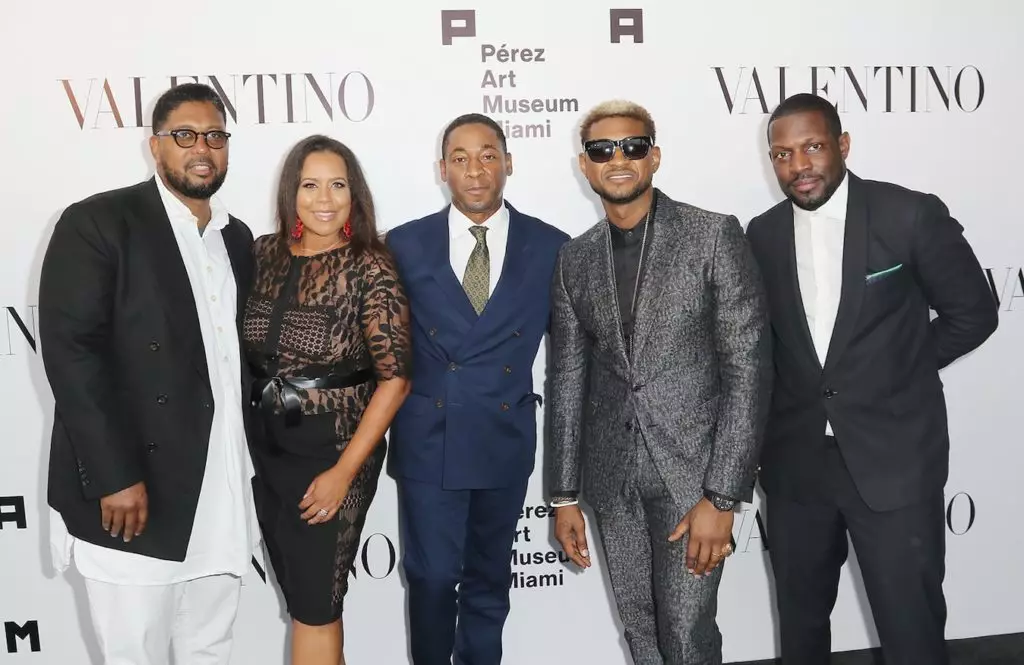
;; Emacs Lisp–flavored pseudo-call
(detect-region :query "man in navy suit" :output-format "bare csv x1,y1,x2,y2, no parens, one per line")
386,113,570,665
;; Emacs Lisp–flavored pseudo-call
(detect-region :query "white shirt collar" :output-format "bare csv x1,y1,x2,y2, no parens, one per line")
447,200,510,240
793,170,849,222
154,173,230,233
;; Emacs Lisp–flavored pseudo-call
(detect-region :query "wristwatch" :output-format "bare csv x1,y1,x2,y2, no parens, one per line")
703,489,737,512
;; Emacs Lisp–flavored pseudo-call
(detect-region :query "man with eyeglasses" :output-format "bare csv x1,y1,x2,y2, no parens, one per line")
40,82,260,664
547,99,771,664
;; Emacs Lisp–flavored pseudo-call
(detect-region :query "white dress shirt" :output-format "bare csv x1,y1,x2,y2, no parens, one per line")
448,201,510,295
793,172,849,437
49,175,261,585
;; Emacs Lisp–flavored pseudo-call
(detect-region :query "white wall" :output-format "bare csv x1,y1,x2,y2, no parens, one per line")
0,1,1019,661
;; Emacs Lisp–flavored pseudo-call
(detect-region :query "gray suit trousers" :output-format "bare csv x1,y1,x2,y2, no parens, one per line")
594,430,724,665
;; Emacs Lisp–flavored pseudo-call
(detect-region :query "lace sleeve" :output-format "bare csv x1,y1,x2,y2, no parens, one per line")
359,249,411,380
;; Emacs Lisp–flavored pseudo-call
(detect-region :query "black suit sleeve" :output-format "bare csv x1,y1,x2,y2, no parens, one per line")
912,194,998,369
39,206,142,500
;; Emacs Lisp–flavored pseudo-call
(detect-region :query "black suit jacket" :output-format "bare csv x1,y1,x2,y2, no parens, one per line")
746,172,997,512
39,177,255,561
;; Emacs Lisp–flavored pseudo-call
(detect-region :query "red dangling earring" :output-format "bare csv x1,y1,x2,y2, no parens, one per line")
342,217,352,239
291,217,304,240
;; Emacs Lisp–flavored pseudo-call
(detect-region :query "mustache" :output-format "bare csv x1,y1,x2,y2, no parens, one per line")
790,174,820,186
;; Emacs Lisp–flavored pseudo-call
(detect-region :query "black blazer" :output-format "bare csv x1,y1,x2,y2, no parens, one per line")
39,177,254,561
745,172,997,512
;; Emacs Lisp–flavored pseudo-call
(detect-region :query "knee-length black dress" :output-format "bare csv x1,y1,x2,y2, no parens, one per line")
242,234,410,626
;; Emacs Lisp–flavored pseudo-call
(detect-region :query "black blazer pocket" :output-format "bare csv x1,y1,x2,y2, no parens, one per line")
865,263,904,285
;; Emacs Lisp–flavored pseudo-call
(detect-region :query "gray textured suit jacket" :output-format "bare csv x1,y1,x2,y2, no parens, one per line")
548,189,771,513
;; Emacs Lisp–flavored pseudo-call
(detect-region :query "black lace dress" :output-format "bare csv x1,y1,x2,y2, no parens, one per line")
243,234,410,626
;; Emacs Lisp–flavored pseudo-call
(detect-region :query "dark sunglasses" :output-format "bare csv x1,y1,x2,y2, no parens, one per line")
583,136,654,163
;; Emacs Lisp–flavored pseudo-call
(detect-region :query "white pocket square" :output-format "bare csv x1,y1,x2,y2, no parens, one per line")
865,264,903,283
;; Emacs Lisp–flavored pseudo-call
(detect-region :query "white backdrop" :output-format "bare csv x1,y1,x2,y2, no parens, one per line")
1,1,1021,662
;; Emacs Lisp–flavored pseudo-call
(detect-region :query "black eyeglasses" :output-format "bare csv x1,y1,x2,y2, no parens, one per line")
154,129,231,149
583,136,654,163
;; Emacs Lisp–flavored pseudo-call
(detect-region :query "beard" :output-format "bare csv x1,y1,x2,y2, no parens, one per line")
787,166,845,211
161,161,227,200
590,175,653,205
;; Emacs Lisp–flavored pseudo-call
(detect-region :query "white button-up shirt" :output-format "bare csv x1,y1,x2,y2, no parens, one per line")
793,172,849,437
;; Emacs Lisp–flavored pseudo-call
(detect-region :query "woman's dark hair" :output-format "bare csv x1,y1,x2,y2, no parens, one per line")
276,134,385,256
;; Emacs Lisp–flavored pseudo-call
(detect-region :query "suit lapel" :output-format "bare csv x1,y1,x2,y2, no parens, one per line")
483,204,530,310
823,174,867,372
221,220,250,336
461,204,531,347
423,210,477,334
131,177,209,382
631,191,682,361
778,207,821,370
596,223,631,369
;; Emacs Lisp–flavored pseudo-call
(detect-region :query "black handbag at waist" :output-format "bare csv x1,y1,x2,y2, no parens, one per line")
250,364,375,427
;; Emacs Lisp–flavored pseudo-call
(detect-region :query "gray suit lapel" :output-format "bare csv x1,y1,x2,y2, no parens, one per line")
631,191,684,361
593,226,631,370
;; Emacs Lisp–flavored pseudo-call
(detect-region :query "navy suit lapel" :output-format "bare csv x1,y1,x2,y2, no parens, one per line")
423,209,477,333
130,178,209,383
460,204,532,348
823,173,868,373
481,203,530,312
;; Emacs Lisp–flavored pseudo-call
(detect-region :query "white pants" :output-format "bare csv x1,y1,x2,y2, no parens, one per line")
84,574,242,665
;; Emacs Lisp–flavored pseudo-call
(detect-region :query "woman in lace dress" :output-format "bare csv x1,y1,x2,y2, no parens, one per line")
243,135,410,665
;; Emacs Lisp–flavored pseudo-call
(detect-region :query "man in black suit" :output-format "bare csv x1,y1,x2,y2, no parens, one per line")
745,93,998,665
39,83,259,664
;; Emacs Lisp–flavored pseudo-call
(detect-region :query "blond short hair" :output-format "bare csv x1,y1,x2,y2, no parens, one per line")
579,100,656,145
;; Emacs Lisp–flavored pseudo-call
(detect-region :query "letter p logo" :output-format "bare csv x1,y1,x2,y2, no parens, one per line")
441,10,477,45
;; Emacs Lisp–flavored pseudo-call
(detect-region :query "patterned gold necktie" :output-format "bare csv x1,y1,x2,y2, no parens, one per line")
463,225,490,315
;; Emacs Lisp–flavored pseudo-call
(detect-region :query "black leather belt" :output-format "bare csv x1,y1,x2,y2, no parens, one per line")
250,367,374,427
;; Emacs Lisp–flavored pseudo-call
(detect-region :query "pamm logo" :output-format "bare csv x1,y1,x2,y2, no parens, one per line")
5,621,40,654
437,9,580,141
440,8,644,45
0,496,28,530
60,72,375,130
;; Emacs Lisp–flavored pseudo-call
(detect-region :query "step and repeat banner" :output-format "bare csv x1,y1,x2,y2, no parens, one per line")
1,1,1020,662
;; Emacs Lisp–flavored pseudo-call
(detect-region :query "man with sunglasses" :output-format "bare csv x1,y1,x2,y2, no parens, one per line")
548,100,771,664
40,83,260,664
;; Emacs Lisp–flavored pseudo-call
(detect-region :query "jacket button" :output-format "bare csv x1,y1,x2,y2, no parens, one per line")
147,442,158,453
504,366,512,374
435,399,444,408
149,341,160,351
501,402,510,411
429,328,438,336
823,389,836,399
511,329,521,337
448,362,458,371
625,421,634,431
156,394,168,405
